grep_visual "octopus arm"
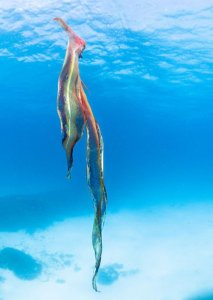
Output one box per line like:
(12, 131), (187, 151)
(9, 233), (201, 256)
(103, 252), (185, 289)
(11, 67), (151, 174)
(82, 87), (107, 291)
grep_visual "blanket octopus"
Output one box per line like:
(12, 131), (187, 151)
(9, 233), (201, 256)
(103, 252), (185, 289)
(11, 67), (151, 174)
(54, 17), (107, 291)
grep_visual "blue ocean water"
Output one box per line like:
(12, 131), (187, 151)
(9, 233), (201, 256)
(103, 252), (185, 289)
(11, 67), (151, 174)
(0, 1), (213, 299)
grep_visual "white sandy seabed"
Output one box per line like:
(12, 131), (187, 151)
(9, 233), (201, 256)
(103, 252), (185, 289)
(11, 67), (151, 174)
(0, 202), (213, 300)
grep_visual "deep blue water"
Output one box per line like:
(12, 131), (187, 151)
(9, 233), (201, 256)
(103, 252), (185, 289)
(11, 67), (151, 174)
(0, 1), (213, 299)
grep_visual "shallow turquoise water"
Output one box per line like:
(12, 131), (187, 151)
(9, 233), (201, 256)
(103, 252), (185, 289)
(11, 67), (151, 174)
(0, 1), (213, 299)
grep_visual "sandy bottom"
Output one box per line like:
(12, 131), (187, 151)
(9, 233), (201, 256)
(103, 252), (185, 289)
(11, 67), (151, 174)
(0, 202), (213, 300)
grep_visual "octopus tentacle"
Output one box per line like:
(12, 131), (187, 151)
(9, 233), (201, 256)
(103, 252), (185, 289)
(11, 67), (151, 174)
(81, 87), (107, 291)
